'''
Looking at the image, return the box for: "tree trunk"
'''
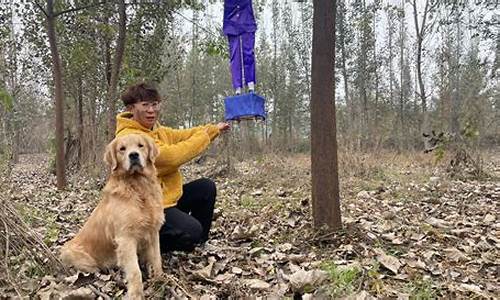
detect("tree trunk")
[77,78,83,167]
[311,0,341,230]
[388,9,394,108]
[338,0,352,148]
[46,0,66,189]
[450,10,461,136]
[271,0,279,146]
[106,0,126,141]
[300,2,312,101]
[412,0,430,135]
[399,0,405,151]
[89,89,97,166]
[189,11,198,128]
[373,6,380,147]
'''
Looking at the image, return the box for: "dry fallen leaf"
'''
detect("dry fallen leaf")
[195,256,216,279]
[243,278,271,290]
[60,287,94,299]
[375,249,402,274]
[287,268,328,292]
[444,247,469,262]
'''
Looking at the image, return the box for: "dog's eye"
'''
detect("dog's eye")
[138,143,144,148]
[119,146,126,151]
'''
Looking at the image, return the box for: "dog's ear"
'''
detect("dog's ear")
[145,136,159,163]
[104,139,118,171]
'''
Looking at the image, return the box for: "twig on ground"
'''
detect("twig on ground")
[1,216,23,298]
[88,284,111,300]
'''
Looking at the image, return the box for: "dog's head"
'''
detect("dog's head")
[104,134,159,177]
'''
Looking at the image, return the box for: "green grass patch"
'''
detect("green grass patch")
[15,204,60,246]
[406,277,439,300]
[239,194,262,210]
[367,262,384,295]
[321,261,362,297]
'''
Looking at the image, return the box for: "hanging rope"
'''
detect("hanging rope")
[172,10,222,39]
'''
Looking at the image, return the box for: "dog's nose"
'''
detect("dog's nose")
[129,152,139,161]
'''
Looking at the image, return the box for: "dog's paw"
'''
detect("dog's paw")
[148,264,163,278]
[152,268,163,278]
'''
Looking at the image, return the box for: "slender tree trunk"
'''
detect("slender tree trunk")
[300,2,311,101]
[360,0,368,149]
[175,68,183,126]
[190,11,198,128]
[106,0,126,140]
[451,10,461,136]
[311,0,341,230]
[89,90,97,166]
[338,0,352,148]
[373,7,380,147]
[271,0,279,146]
[45,0,66,189]
[399,0,405,151]
[77,78,83,167]
[8,11,19,163]
[388,10,394,108]
[413,0,431,135]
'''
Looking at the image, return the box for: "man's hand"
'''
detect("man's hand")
[217,122,231,132]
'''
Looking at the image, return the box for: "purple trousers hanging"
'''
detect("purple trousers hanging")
[228,32,256,89]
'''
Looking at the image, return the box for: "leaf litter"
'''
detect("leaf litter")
[0,152,499,298]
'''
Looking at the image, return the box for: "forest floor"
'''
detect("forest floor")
[0,148,499,299]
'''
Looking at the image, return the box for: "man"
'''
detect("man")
[115,82,230,252]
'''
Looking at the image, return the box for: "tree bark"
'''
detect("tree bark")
[337,0,352,148]
[77,78,83,167]
[450,9,461,136]
[387,9,394,107]
[45,0,66,189]
[399,0,405,151]
[311,0,341,230]
[412,0,431,134]
[106,0,126,141]
[373,6,380,147]
[271,0,280,146]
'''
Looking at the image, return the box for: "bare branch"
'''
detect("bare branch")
[33,1,49,18]
[53,1,108,18]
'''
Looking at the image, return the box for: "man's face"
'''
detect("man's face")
[128,100,160,129]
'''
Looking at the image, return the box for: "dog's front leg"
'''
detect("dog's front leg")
[146,232,163,278]
[116,236,144,300]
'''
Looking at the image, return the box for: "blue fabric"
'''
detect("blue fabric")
[223,0,257,35]
[224,93,266,121]
[228,32,256,89]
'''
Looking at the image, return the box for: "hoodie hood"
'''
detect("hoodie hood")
[116,112,159,135]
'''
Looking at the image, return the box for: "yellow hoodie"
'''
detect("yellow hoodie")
[115,112,220,208]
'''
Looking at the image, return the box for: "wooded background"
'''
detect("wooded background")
[0,0,498,176]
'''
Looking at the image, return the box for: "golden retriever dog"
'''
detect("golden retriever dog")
[60,134,165,299]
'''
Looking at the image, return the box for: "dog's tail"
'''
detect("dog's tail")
[60,243,99,273]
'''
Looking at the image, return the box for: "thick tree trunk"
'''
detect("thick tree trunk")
[106,0,126,141]
[311,0,341,230]
[46,0,66,189]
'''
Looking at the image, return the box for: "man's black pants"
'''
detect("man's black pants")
[159,178,216,253]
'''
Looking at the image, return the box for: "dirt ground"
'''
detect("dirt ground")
[0,149,498,299]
